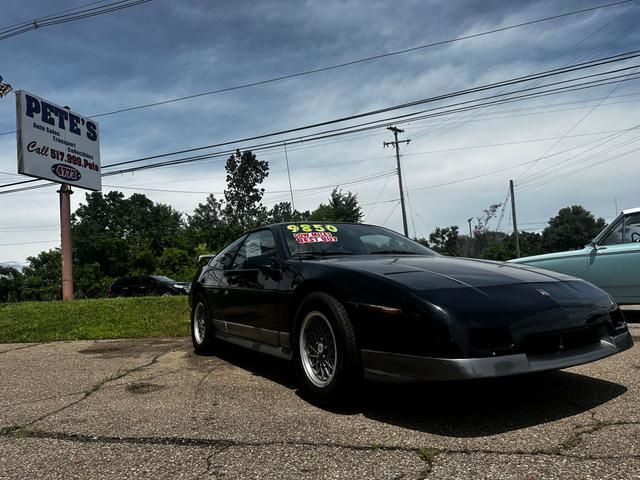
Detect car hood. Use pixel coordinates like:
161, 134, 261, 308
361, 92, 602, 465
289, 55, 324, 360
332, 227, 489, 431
508, 247, 590, 265
308, 255, 578, 290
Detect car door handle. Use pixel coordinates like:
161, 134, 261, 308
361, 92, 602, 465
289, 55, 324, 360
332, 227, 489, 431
223, 290, 229, 296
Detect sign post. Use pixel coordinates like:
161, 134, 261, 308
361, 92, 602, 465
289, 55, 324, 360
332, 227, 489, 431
59, 184, 73, 300
15, 90, 101, 300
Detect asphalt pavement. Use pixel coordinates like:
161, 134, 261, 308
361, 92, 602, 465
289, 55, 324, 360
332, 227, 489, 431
1, 326, 639, 479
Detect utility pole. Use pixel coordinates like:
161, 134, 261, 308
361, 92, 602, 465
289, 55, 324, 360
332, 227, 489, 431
283, 141, 295, 211
383, 126, 410, 237
467, 217, 473, 239
510, 179, 520, 258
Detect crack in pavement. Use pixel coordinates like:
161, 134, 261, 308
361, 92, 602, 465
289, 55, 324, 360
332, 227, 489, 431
1, 421, 639, 462
0, 389, 89, 409
191, 362, 221, 420
0, 344, 41, 356
5, 347, 176, 431
555, 418, 640, 455
195, 443, 233, 480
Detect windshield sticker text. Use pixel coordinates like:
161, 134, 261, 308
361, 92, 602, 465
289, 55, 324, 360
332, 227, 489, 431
294, 232, 338, 244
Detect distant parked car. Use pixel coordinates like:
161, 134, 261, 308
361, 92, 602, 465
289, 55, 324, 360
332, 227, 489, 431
109, 275, 191, 297
510, 207, 640, 305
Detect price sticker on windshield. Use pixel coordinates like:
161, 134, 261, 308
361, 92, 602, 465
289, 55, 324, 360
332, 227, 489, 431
287, 224, 338, 233
294, 232, 338, 244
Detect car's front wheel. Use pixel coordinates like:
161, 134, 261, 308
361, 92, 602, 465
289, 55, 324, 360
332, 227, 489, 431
293, 292, 361, 404
191, 294, 215, 354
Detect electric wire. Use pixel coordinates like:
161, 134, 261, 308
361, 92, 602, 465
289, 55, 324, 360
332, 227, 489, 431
403, 3, 637, 154
516, 65, 640, 180
43, 0, 637, 119
0, 1, 151, 41
3, 50, 640, 195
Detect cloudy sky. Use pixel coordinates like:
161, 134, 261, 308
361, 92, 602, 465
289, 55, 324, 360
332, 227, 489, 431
1, 0, 640, 264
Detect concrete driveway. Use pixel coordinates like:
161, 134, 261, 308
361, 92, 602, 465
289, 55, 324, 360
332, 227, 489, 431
1, 326, 639, 479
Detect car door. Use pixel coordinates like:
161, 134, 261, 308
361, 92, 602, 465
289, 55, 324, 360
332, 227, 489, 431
201, 235, 247, 324
140, 276, 158, 295
589, 212, 640, 304
222, 229, 282, 345
128, 276, 145, 296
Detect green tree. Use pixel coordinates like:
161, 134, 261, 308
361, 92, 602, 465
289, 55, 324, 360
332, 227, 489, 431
267, 202, 310, 223
158, 247, 196, 280
186, 194, 231, 253
310, 188, 363, 223
0, 266, 23, 303
72, 191, 184, 278
428, 226, 460, 256
542, 205, 606, 252
74, 262, 112, 299
21, 249, 62, 301
517, 230, 544, 257
224, 149, 269, 232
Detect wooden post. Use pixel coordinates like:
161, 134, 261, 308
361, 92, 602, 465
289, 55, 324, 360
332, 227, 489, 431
59, 184, 73, 300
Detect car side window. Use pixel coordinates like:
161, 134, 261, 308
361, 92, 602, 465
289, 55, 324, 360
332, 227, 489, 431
211, 236, 246, 270
623, 213, 640, 243
600, 218, 624, 246
232, 230, 277, 269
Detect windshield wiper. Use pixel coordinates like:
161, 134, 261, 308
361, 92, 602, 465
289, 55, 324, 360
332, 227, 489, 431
368, 250, 419, 255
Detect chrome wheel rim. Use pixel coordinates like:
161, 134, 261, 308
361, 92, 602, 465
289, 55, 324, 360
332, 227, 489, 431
299, 311, 337, 388
193, 302, 207, 345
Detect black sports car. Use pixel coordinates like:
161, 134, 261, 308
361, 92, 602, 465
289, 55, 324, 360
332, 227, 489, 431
189, 222, 633, 402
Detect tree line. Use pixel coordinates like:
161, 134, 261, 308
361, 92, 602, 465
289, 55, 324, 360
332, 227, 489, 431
0, 149, 607, 302
419, 204, 607, 260
0, 150, 363, 301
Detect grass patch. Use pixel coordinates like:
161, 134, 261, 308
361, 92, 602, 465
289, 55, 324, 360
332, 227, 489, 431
0, 296, 190, 343
418, 447, 442, 468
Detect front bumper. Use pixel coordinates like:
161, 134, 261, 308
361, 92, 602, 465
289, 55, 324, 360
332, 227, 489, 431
361, 330, 633, 382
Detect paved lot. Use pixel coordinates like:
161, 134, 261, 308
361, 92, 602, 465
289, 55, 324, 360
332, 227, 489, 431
1, 326, 639, 479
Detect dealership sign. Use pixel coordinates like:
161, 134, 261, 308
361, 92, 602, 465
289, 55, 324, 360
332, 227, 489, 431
16, 90, 101, 191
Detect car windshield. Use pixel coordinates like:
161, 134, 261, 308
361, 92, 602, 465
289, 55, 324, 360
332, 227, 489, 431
280, 223, 436, 257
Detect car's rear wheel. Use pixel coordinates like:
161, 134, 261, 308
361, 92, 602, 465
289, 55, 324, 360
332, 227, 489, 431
191, 294, 215, 354
294, 292, 361, 404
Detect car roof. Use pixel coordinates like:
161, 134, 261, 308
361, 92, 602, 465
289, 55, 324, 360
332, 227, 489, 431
622, 206, 640, 215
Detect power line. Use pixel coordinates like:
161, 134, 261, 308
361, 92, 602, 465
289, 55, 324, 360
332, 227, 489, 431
517, 120, 640, 184
516, 64, 640, 180
95, 50, 640, 171
403, 3, 637, 154
0, 1, 114, 30
42, 0, 637, 120
0, 1, 151, 41
0, 239, 59, 247
3, 50, 640, 195
517, 137, 640, 192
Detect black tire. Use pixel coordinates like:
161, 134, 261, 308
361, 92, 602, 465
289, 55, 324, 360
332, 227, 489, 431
191, 294, 216, 354
293, 292, 362, 404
